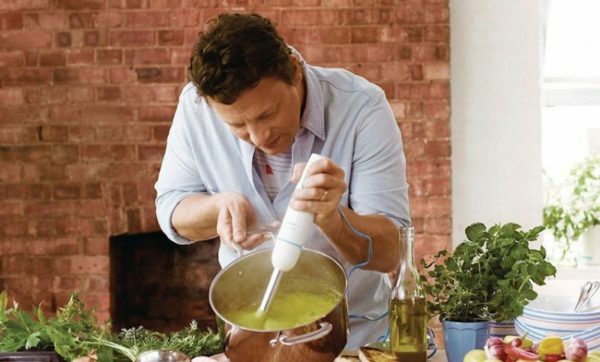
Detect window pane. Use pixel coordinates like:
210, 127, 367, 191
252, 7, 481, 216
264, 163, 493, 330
544, 0, 600, 79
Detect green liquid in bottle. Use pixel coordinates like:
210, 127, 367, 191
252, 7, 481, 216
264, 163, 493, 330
389, 296, 427, 362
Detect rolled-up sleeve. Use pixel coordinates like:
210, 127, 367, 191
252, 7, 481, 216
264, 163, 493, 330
155, 88, 208, 245
349, 90, 410, 228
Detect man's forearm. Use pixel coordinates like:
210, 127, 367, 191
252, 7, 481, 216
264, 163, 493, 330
171, 193, 220, 242
318, 207, 401, 273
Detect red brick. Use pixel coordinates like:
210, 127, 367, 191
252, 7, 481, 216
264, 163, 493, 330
53, 184, 82, 199
135, 67, 185, 83
127, 208, 142, 232
39, 12, 68, 28
138, 144, 165, 162
69, 12, 96, 28
340, 8, 392, 25
96, 12, 123, 27
405, 26, 424, 42
96, 49, 122, 65
151, 0, 181, 7
83, 145, 136, 161
109, 67, 137, 83
425, 5, 449, 23
125, 48, 170, 65
0, 184, 25, 200
350, 27, 378, 43
95, 125, 125, 141
0, 0, 49, 10
79, 200, 106, 218
0, 51, 24, 66
320, 27, 350, 44
409, 64, 423, 80
423, 100, 449, 119
321, 0, 351, 5
425, 25, 449, 42
82, 30, 106, 47
429, 82, 449, 98
0, 202, 24, 217
83, 183, 103, 199
423, 62, 449, 80
0, 13, 23, 29
24, 50, 38, 66
39, 51, 66, 66
158, 30, 184, 45
51, 145, 79, 164
56, 32, 71, 47
169, 9, 198, 27
0, 88, 25, 105
138, 105, 176, 122
96, 86, 122, 101
70, 256, 109, 274
281, 9, 337, 26
0, 30, 52, 49
0, 68, 51, 86
124, 11, 170, 27
55, 0, 104, 10
170, 48, 189, 65
109, 30, 155, 46
52, 105, 133, 123
38, 87, 67, 104
123, 124, 152, 142
67, 49, 94, 65
68, 86, 95, 102
53, 68, 106, 84
424, 139, 450, 157
83, 237, 108, 255
39, 126, 67, 143
110, 0, 150, 8
153, 125, 170, 141
367, 45, 395, 61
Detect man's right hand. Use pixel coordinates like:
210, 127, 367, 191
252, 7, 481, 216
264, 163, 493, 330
215, 192, 268, 252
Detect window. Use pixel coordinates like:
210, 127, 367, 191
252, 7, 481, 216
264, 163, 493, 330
541, 0, 600, 265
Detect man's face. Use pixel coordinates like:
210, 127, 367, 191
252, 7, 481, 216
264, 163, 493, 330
209, 69, 304, 155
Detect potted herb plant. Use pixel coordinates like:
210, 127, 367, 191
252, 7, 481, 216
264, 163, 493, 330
544, 155, 600, 265
420, 223, 557, 362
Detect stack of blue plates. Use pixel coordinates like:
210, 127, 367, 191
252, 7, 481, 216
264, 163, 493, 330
515, 295, 600, 350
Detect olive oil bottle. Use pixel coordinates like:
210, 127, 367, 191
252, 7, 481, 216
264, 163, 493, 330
389, 227, 428, 362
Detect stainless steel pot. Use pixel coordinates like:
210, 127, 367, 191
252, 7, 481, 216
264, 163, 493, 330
209, 249, 348, 362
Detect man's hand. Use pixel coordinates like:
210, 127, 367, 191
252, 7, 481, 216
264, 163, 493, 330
215, 192, 268, 252
289, 157, 347, 228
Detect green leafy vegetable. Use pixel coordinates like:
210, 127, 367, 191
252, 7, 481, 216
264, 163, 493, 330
0, 291, 223, 361
420, 223, 557, 322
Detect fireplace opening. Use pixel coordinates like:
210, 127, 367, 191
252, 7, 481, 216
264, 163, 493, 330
109, 231, 221, 333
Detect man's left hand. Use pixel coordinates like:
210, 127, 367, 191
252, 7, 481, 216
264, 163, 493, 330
290, 157, 346, 228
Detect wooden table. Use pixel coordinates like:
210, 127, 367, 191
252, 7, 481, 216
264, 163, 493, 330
335, 349, 447, 362
205, 350, 447, 362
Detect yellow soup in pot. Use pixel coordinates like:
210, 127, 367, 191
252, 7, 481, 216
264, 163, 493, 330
222, 289, 341, 331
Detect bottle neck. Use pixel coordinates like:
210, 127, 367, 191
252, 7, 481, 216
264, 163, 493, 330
400, 226, 416, 269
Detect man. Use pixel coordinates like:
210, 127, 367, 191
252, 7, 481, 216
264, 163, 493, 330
155, 13, 410, 349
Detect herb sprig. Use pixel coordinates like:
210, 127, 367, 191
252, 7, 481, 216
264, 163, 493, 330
0, 292, 223, 361
420, 223, 557, 322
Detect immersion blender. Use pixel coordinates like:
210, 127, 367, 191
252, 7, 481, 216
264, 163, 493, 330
258, 153, 326, 314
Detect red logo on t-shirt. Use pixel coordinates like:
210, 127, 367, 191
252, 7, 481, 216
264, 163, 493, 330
265, 164, 273, 175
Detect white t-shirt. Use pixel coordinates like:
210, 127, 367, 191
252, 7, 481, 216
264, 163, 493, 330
253, 150, 292, 202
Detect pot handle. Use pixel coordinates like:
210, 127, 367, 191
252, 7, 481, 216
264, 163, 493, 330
276, 322, 332, 346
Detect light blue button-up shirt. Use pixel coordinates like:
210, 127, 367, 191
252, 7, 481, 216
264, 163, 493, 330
155, 62, 410, 349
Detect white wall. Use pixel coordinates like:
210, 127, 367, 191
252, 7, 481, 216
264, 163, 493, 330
450, 1, 544, 244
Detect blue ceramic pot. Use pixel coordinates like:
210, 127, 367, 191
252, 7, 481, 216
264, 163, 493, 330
443, 320, 490, 362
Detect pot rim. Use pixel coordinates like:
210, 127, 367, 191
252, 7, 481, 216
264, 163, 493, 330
208, 247, 348, 333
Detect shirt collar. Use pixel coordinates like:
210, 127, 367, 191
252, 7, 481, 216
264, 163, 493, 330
299, 63, 326, 141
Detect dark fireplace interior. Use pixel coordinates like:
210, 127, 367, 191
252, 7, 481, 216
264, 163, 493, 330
110, 231, 221, 333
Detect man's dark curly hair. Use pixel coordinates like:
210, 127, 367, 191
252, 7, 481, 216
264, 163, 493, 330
188, 13, 296, 104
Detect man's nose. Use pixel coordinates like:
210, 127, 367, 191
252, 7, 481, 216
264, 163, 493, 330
248, 126, 271, 147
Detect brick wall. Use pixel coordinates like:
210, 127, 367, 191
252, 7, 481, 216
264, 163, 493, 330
0, 0, 450, 339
